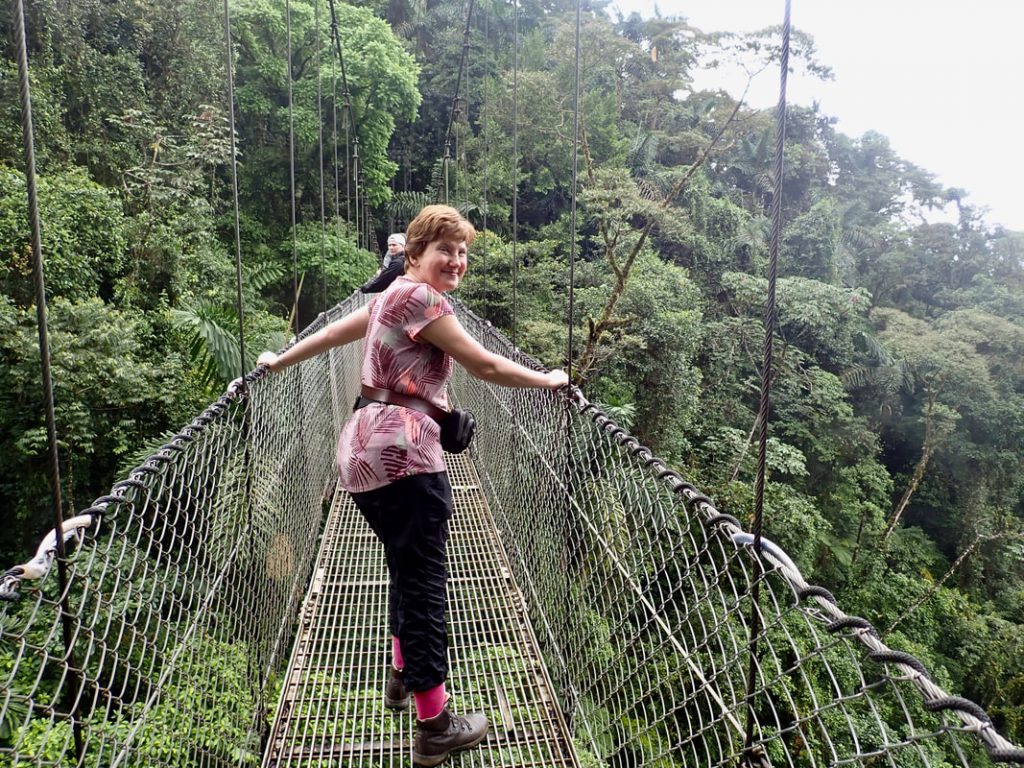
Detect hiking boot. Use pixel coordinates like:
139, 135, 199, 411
384, 667, 410, 711
413, 704, 489, 766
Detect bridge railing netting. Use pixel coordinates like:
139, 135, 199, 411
0, 294, 365, 767
1, 291, 1021, 767
453, 303, 1022, 768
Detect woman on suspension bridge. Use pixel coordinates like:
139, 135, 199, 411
258, 204, 568, 766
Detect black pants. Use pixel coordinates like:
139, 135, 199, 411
349, 471, 453, 692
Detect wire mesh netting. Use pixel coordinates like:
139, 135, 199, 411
451, 302, 1024, 768
0, 296, 363, 767
1, 291, 1022, 767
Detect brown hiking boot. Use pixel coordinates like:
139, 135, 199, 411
413, 703, 489, 766
384, 666, 410, 711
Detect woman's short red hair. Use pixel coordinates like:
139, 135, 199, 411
404, 205, 476, 266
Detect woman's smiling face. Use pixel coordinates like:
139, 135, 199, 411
408, 237, 468, 293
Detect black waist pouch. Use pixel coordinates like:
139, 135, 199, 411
439, 408, 476, 454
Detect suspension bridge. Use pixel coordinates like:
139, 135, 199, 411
1, 292, 1023, 767
3, 0, 1024, 763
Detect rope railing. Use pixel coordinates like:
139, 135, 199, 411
2, 291, 1023, 766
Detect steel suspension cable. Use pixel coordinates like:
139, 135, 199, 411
481, 8, 489, 235
344, 104, 352, 226
11, 0, 83, 759
455, 97, 462, 207
285, 0, 300, 333
353, 146, 362, 247
363, 174, 372, 249
742, 0, 791, 763
511, 0, 519, 347
441, 0, 476, 204
556, 0, 584, 737
314, 0, 328, 310
567, 0, 582, 382
332, 45, 342, 298
220, 0, 263, 738
221, 0, 247, 384
326, 0, 362, 243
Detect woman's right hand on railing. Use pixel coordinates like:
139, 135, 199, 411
257, 351, 280, 371
545, 369, 569, 390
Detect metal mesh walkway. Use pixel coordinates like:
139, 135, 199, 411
263, 452, 579, 768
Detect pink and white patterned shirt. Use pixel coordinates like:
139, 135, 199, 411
336, 277, 454, 492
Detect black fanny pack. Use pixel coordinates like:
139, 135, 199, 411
354, 384, 477, 454
438, 408, 476, 454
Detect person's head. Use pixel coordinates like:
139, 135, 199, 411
404, 205, 477, 293
386, 233, 406, 256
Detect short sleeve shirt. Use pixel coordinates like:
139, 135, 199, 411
336, 277, 454, 492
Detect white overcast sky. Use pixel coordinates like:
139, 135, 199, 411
607, 0, 1024, 232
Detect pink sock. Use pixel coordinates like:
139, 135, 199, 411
414, 683, 447, 721
391, 636, 405, 671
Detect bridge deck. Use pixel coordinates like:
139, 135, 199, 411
262, 451, 579, 767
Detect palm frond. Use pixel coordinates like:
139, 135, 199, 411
628, 130, 658, 174
856, 330, 894, 366
245, 258, 288, 293
387, 191, 436, 226
842, 365, 873, 390
171, 301, 243, 386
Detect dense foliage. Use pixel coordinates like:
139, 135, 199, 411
1, 0, 1022, 761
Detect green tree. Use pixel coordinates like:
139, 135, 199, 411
230, 0, 421, 219
0, 168, 126, 305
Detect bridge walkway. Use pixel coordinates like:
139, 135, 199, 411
262, 451, 580, 767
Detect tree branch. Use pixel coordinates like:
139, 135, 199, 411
885, 532, 1024, 636
573, 91, 748, 385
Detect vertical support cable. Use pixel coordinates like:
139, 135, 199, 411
332, 49, 342, 300
566, 0, 581, 382
344, 101, 352, 225
222, 0, 261, 735
443, 146, 450, 204
314, 0, 328, 311
511, 0, 519, 347
222, 0, 247, 382
388, 152, 395, 234
743, 0, 791, 762
455, 97, 461, 207
442, 0, 475, 178
481, 9, 489, 236
365, 179, 372, 250
285, 0, 300, 333
11, 0, 82, 759
352, 146, 361, 245
327, 0, 358, 240
364, 167, 372, 249
440, 0, 475, 209
559, 0, 585, 724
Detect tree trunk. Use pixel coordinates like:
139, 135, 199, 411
881, 390, 953, 545
574, 95, 747, 386
288, 271, 306, 335
881, 445, 934, 544
885, 532, 1024, 635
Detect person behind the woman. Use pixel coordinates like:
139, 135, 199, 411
360, 232, 407, 293
257, 205, 568, 766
